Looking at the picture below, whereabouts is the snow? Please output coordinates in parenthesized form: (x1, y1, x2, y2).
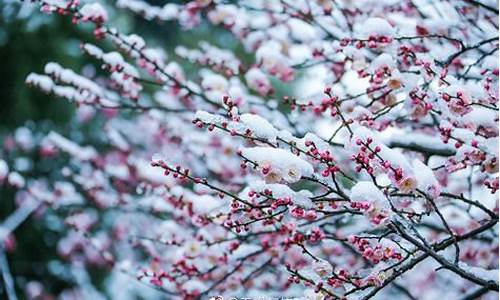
(194, 110, 225, 124)
(53, 86, 76, 100)
(352, 126, 413, 175)
(360, 17, 395, 38)
(350, 181, 393, 225)
(245, 67, 272, 95)
(102, 52, 140, 77)
(106, 128, 130, 151)
(116, 0, 159, 20)
(80, 3, 108, 23)
(26, 73, 54, 92)
(459, 106, 498, 130)
(207, 4, 239, 26)
(350, 181, 385, 202)
(412, 159, 441, 198)
(349, 106, 373, 120)
(142, 48, 167, 66)
(385, 132, 455, 154)
(0, 160, 8, 180)
(229, 244, 262, 262)
(46, 131, 97, 161)
(256, 41, 286, 70)
(160, 4, 179, 20)
(482, 55, 498, 70)
(175, 42, 241, 75)
(303, 289, 325, 300)
(254, 40, 294, 81)
(310, 260, 333, 280)
(288, 44, 313, 64)
(240, 113, 278, 142)
(53, 182, 85, 206)
(133, 158, 168, 185)
(288, 18, 317, 42)
(8, 172, 25, 188)
(82, 43, 103, 58)
(240, 147, 314, 183)
(201, 72, 228, 101)
(458, 262, 499, 283)
(369, 53, 396, 72)
(194, 111, 279, 144)
(42, 0, 67, 6)
(191, 194, 224, 215)
(44, 62, 102, 96)
(181, 280, 206, 294)
(104, 164, 130, 180)
(248, 181, 314, 208)
(122, 34, 146, 50)
(15, 127, 34, 149)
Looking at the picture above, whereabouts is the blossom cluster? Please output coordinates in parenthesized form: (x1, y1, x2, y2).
(0, 0, 498, 299)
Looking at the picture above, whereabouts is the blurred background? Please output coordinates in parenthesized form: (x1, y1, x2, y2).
(0, 0, 302, 297)
(0, 1, 245, 298)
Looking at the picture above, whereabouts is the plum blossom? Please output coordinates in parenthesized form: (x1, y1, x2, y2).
(1, 0, 498, 299)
